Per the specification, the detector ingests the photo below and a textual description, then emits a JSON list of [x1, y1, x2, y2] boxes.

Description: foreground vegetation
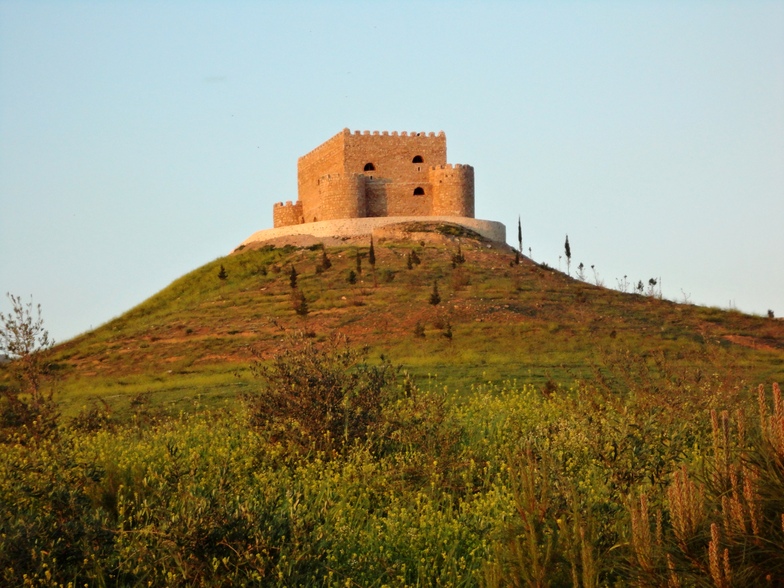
[[1, 332, 782, 586], [2, 229, 783, 585]]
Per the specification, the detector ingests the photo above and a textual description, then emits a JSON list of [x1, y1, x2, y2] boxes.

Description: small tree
[[564, 234, 571, 276], [768, 309, 775, 319], [0, 294, 57, 434], [289, 265, 298, 289], [518, 216, 523, 253], [217, 265, 228, 280], [577, 262, 585, 281], [451, 243, 465, 268], [347, 270, 357, 284], [356, 250, 362, 275], [369, 237, 378, 287], [320, 247, 331, 270], [406, 253, 413, 270], [410, 250, 421, 265], [291, 288, 308, 316], [429, 281, 441, 306], [442, 321, 453, 340]]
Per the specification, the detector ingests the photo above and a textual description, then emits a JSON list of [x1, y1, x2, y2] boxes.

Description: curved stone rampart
[[240, 216, 506, 247]]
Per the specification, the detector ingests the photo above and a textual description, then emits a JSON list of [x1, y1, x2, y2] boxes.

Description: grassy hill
[[33, 224, 784, 417], [3, 224, 784, 586]]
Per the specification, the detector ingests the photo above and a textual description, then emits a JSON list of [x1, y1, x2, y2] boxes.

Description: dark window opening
[[413, 187, 425, 196], [412, 155, 424, 163], [363, 163, 375, 171]]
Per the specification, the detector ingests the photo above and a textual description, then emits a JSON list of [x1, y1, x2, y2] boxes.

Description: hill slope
[[33, 225, 784, 416]]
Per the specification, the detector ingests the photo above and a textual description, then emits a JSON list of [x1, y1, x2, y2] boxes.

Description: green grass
[[4, 230, 783, 418]]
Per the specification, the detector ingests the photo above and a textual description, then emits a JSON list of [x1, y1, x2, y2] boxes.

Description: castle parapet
[[273, 200, 304, 228]]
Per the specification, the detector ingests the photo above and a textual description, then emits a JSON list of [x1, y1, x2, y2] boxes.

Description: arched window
[[413, 187, 425, 196], [412, 155, 424, 163], [363, 163, 375, 171]]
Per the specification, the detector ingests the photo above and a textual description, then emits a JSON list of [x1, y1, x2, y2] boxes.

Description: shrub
[[0, 294, 58, 440], [379, 268, 396, 283], [246, 333, 396, 454]]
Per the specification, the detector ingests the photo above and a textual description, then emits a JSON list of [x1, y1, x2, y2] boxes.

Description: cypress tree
[[517, 216, 522, 253], [429, 281, 441, 306]]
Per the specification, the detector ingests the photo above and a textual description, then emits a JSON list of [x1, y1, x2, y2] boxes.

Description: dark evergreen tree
[[517, 216, 522, 253], [429, 281, 441, 306], [217, 265, 228, 280], [564, 235, 571, 276], [347, 270, 357, 284], [289, 265, 298, 289], [368, 237, 375, 268], [406, 253, 413, 270], [410, 250, 421, 265], [321, 248, 331, 270], [292, 288, 308, 316]]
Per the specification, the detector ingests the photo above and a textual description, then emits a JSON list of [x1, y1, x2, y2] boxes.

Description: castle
[[239, 129, 506, 247], [273, 128, 475, 227]]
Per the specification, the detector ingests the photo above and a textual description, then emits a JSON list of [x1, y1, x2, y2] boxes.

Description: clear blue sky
[[1, 1, 782, 343]]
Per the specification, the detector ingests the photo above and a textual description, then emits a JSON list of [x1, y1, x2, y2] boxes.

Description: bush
[[246, 333, 396, 454]]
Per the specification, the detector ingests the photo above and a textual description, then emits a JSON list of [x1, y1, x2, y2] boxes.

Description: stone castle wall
[[243, 216, 507, 246], [272, 200, 303, 227], [274, 129, 474, 228]]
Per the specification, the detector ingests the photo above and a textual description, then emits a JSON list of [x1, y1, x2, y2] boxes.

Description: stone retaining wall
[[240, 216, 506, 248]]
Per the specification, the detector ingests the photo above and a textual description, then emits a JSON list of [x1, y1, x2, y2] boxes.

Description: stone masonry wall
[[244, 216, 507, 246], [272, 201, 303, 227], [297, 131, 345, 223]]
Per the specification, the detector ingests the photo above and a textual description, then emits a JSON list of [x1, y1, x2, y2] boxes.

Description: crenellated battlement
[[351, 129, 443, 138], [430, 163, 473, 172]]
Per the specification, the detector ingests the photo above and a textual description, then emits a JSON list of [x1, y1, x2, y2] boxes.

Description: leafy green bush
[[245, 333, 396, 454]]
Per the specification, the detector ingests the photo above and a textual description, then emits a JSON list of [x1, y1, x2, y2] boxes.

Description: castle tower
[[429, 164, 475, 218], [272, 200, 304, 228], [308, 173, 367, 222]]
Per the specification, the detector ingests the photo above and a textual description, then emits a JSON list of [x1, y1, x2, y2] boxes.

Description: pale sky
[[1, 1, 783, 343]]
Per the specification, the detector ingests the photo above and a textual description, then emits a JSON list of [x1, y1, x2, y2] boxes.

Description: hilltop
[[29, 224, 784, 412], [32, 222, 784, 417]]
